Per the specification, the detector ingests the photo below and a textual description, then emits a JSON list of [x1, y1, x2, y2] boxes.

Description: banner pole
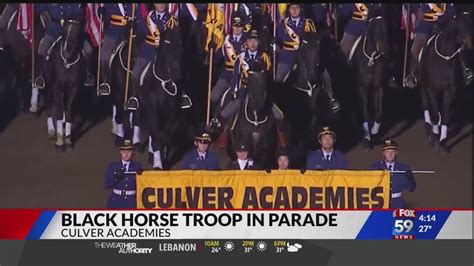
[[123, 3, 136, 109], [402, 3, 410, 88], [272, 4, 276, 81], [205, 4, 217, 126], [96, 3, 103, 96], [31, 3, 35, 88]]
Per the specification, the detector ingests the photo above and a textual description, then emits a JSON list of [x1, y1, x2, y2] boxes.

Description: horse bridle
[[294, 38, 319, 97], [363, 16, 385, 67], [59, 20, 82, 69], [152, 55, 177, 96], [433, 12, 470, 61]]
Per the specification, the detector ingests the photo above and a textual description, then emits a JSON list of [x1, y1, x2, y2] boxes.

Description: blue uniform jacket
[[369, 160, 416, 208], [306, 149, 348, 170], [215, 34, 247, 80], [136, 10, 177, 60], [341, 3, 382, 37], [103, 3, 133, 40], [416, 3, 455, 34], [276, 16, 316, 66], [231, 48, 271, 100], [104, 160, 143, 209], [45, 4, 84, 38], [311, 4, 328, 28], [180, 149, 220, 170]]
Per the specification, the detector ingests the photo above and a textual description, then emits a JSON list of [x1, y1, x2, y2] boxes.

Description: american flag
[[224, 3, 233, 35], [326, 4, 333, 27], [168, 3, 180, 17], [85, 3, 102, 47], [16, 3, 32, 47], [401, 4, 416, 40]]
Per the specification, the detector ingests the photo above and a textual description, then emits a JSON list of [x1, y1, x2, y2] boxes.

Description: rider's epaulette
[[304, 19, 317, 33], [110, 14, 128, 26], [261, 52, 271, 70], [166, 15, 179, 29]]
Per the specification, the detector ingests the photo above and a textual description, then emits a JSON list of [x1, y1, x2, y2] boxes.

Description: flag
[[139, 3, 148, 20], [168, 3, 180, 17], [16, 3, 32, 47], [277, 3, 287, 22], [326, 4, 333, 27], [204, 3, 225, 52], [85, 3, 102, 47], [184, 3, 198, 21], [224, 3, 233, 35], [401, 4, 415, 40]]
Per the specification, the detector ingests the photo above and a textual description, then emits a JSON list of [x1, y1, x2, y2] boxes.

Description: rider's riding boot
[[84, 72, 95, 87], [328, 98, 341, 114], [209, 115, 223, 133], [460, 58, 473, 86], [463, 67, 473, 86], [405, 57, 418, 88], [181, 91, 192, 109]]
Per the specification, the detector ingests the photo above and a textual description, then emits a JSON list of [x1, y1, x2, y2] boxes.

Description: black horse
[[140, 25, 186, 170], [226, 64, 277, 169], [0, 20, 38, 115], [44, 19, 86, 151], [419, 12, 472, 153], [351, 15, 390, 151], [109, 36, 141, 149]]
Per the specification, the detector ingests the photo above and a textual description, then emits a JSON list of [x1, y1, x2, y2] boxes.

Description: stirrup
[[84, 73, 95, 87], [404, 75, 417, 88], [181, 94, 193, 109], [34, 76, 45, 89], [127, 97, 139, 111], [98, 83, 111, 96]]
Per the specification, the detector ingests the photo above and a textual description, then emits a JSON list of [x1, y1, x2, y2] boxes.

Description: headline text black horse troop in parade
[[0, 3, 472, 169]]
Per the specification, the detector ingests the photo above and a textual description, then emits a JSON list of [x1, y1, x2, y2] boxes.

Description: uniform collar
[[197, 149, 207, 158], [248, 49, 258, 57], [237, 159, 248, 170], [321, 149, 334, 157], [232, 34, 242, 42], [384, 160, 396, 170], [291, 16, 301, 26]]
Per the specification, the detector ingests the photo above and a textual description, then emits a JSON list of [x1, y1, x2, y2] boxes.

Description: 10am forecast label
[[202, 240, 302, 254]]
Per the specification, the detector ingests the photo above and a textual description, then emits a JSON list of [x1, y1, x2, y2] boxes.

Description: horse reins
[[244, 96, 268, 127], [58, 20, 82, 69], [362, 16, 384, 67], [152, 58, 177, 96]]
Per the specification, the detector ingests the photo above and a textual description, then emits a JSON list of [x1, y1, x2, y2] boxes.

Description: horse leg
[[114, 105, 125, 147], [45, 86, 55, 140], [371, 85, 383, 138], [358, 83, 372, 151], [420, 85, 434, 143], [321, 69, 340, 114], [53, 88, 65, 151], [439, 85, 454, 154], [132, 109, 143, 152], [427, 89, 441, 149], [64, 86, 77, 149], [111, 105, 117, 135]]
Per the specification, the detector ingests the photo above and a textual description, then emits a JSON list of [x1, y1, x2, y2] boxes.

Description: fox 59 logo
[[392, 209, 416, 239]]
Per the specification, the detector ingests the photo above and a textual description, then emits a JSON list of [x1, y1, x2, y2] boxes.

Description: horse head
[[367, 16, 389, 55], [61, 20, 82, 59], [156, 26, 183, 81], [453, 12, 472, 49], [295, 31, 321, 89], [246, 63, 268, 111]]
